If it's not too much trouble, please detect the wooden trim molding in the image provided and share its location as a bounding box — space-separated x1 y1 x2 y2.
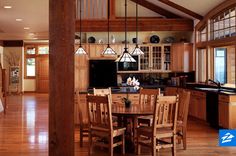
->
76 19 193 31
3 40 23 47
130 0 180 18
159 0 203 20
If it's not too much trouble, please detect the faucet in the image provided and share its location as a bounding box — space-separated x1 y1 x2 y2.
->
207 79 221 89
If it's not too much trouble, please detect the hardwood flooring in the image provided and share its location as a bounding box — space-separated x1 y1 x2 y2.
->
0 94 236 156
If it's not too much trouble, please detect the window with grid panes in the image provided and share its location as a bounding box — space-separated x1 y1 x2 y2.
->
210 7 236 40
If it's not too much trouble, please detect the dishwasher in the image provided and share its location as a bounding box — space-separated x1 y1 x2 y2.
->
206 91 219 128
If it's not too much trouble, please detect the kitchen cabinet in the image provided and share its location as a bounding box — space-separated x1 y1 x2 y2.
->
140 44 171 72
218 95 236 129
188 90 206 120
88 44 122 59
75 44 89 91
171 43 194 72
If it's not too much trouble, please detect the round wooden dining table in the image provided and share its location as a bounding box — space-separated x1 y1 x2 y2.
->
112 104 154 153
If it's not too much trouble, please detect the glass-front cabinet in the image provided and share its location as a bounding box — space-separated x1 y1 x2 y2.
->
139 44 171 72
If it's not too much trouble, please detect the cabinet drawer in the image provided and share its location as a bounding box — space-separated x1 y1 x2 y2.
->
191 90 206 97
112 94 126 103
219 95 230 102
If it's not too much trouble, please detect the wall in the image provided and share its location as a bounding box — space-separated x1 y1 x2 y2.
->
116 0 161 17
24 79 36 91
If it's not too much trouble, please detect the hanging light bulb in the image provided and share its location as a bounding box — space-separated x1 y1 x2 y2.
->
75 0 87 55
116 0 136 62
130 0 144 55
102 0 116 55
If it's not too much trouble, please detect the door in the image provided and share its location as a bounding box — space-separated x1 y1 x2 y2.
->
36 55 49 92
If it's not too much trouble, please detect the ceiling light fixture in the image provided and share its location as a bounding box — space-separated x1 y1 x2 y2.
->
102 0 116 55
24 27 30 30
116 0 136 62
130 0 144 55
16 18 23 22
4 6 12 9
75 0 87 55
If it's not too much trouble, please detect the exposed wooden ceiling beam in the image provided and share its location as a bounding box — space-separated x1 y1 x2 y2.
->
130 0 180 18
76 18 193 32
159 0 203 20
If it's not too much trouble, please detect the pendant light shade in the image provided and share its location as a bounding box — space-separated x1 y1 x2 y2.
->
130 0 144 55
116 0 136 62
131 46 144 55
102 0 116 55
75 0 87 55
115 48 136 62
75 45 87 55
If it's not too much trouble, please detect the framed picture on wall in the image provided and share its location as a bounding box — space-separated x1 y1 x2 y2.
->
9 66 20 85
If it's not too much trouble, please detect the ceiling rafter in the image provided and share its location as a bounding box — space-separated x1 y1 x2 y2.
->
159 0 203 20
130 0 180 18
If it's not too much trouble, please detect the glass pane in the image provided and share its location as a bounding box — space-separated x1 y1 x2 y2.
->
38 46 49 54
214 48 226 83
214 31 219 39
225 46 235 88
26 47 36 54
26 58 35 76
230 17 235 26
219 20 224 29
225 18 229 28
214 21 219 30
219 30 224 38
230 27 236 36
225 28 230 37
230 9 235 17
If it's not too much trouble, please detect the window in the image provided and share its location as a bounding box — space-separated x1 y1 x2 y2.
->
214 48 227 83
26 58 36 77
198 26 207 42
210 7 236 40
24 45 49 78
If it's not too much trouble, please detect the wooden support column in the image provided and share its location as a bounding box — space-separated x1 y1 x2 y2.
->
49 0 75 155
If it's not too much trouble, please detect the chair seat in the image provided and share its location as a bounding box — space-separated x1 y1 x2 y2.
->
91 126 126 137
137 126 174 138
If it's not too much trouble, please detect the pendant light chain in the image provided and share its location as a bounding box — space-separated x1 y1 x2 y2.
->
107 0 110 46
136 0 138 46
125 0 127 51
79 0 82 46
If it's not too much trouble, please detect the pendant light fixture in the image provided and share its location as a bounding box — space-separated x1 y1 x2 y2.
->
130 0 144 55
116 0 136 62
102 0 116 55
75 0 87 55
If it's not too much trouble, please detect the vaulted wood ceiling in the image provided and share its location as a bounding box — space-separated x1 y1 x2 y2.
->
0 0 225 40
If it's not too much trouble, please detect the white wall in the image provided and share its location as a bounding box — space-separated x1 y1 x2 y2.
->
24 79 36 91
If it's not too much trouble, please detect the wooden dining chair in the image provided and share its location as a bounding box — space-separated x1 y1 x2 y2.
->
93 87 112 97
176 90 191 150
87 95 126 156
75 91 89 147
136 95 179 156
137 88 160 126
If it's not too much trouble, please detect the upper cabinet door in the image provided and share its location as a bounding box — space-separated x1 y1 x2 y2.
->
171 43 193 72
140 45 150 71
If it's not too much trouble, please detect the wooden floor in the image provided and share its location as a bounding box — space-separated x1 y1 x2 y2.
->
0 94 236 156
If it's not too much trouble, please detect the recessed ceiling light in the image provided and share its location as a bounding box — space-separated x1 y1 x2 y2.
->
24 27 30 30
4 6 12 9
16 18 22 22
32 37 38 40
